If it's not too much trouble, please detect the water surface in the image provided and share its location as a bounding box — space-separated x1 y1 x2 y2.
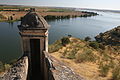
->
0 11 120 62
48 11 120 44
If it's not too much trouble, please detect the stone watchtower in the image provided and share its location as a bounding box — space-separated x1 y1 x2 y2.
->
18 11 49 80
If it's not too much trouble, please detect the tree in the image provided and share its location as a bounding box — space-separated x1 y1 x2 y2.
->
89 42 99 49
84 36 91 41
10 16 13 20
68 34 72 38
61 37 70 46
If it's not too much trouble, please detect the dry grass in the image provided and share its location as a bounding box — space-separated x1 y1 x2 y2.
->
49 37 120 80
51 52 110 80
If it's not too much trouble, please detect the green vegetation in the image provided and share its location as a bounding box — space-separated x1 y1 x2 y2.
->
99 43 105 50
49 36 119 79
84 36 91 41
99 63 110 77
102 52 111 61
8 16 13 21
6 16 20 23
112 65 120 80
44 12 98 20
67 49 78 59
0 61 5 72
89 41 99 49
49 27 120 80
79 11 98 18
44 15 71 20
112 30 120 37
95 26 120 45
98 60 120 79
0 58 18 74
61 37 70 46
81 11 98 16
0 61 11 73
67 34 72 38
0 6 29 9
75 49 96 63
4 64 11 71
62 48 79 59
48 40 63 53
47 8 73 12
49 37 70 53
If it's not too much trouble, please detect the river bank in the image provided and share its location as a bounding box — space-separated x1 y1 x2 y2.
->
0 7 98 22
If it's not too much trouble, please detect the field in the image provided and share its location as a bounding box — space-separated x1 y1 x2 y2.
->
0 5 96 22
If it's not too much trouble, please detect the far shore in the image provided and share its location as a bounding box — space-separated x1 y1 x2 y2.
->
0 6 98 22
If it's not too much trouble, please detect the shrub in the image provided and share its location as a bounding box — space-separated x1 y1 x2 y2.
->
99 64 110 77
66 49 78 59
10 16 13 20
99 43 105 50
62 49 68 57
0 61 5 72
89 41 99 49
108 60 115 68
84 36 91 41
112 31 119 36
75 49 96 63
102 52 111 61
48 40 62 53
68 34 72 38
112 65 120 80
67 52 76 59
4 64 11 71
61 37 70 46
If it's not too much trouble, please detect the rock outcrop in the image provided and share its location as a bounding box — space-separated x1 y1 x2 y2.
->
0 56 28 80
95 26 120 45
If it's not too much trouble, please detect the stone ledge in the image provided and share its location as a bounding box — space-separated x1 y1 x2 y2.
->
0 56 28 80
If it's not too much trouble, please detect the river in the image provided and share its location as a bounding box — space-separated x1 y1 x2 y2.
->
0 11 120 63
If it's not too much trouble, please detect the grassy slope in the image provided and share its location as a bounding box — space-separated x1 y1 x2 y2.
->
49 37 120 80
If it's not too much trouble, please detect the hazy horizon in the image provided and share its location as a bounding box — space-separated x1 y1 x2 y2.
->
0 0 120 10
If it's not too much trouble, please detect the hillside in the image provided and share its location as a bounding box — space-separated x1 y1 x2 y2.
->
49 27 120 80
95 26 120 45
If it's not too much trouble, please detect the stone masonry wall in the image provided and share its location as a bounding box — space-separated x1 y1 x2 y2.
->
0 52 84 80
0 56 28 80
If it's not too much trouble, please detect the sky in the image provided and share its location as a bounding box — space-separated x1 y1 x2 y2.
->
0 0 120 10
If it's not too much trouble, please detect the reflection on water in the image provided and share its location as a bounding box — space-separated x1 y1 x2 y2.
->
0 21 22 63
8 22 13 28
0 11 120 62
